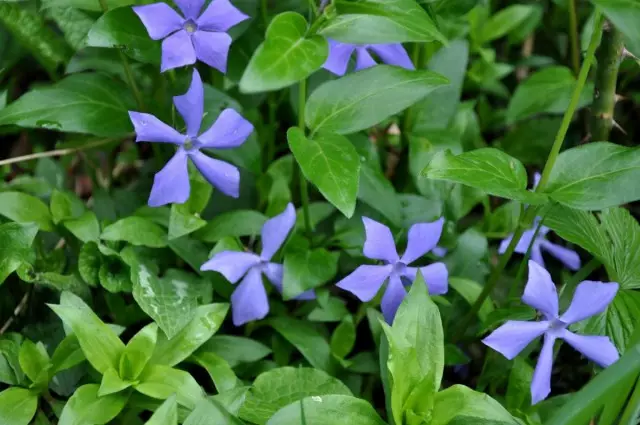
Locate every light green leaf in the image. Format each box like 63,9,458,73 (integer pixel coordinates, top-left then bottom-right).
58,383,129,425
18,340,50,387
283,237,339,299
0,192,53,231
168,203,206,241
145,394,177,425
50,190,85,224
287,128,360,217
545,142,640,210
239,367,352,425
190,351,240,393
98,368,133,396
0,387,39,425
0,73,134,137
120,323,158,381
267,395,386,425
269,317,336,373
64,211,100,242
306,66,449,135
0,223,38,286
197,336,271,368
505,357,533,411
101,216,168,248
135,365,204,409
184,398,244,425
50,334,85,375
431,385,519,425
239,12,327,93
480,5,539,42
48,291,125,374
422,148,548,204
591,0,640,48
320,0,446,44
599,208,640,290
0,334,25,386
194,209,267,242
151,303,229,367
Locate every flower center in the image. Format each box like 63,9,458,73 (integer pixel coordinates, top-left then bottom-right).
547,319,567,336
183,136,199,151
184,20,197,33
392,261,407,275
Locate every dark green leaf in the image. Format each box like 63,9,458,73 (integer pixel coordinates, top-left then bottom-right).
195,210,267,242
78,242,102,286
168,203,206,240
45,7,94,51
50,190,85,224
269,317,336,373
190,351,239,392
0,223,38,285
101,217,167,248
330,316,356,359
591,0,640,47
266,395,386,425
283,238,339,299
198,335,271,368
41,0,134,12
184,398,244,425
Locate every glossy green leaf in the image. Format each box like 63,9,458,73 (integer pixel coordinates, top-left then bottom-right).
120,323,158,381
98,368,133,396
145,394,178,425
50,189,85,224
0,73,134,137
50,334,85,375
431,385,518,425
18,340,49,386
86,6,160,64
64,211,101,242
320,0,446,44
480,5,538,42
330,316,356,359
287,128,360,217
197,336,271,368
151,303,229,367
136,365,204,409
168,204,206,240
306,66,449,135
0,387,39,425
283,238,339,299
190,351,240,392
58,383,129,425
422,148,547,204
545,142,640,210
101,217,167,248
0,192,53,231
194,210,267,242
267,395,386,425
239,367,352,424
48,291,125,374
78,242,102,286
184,398,244,425
269,317,336,373
45,7,94,51
239,12,328,93
0,223,38,286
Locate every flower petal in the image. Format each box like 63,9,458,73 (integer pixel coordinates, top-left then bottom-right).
148,150,190,207
174,0,204,19
189,151,240,198
231,267,269,326
260,203,296,261
336,264,392,302
540,241,581,271
559,281,619,324
200,251,260,283
531,334,556,404
174,69,203,137
400,217,444,264
322,40,355,76
561,330,619,367
266,263,315,301
482,320,549,360
133,3,184,40
381,274,407,324
530,245,545,268
523,261,559,320
405,263,448,295
129,112,184,145
161,29,197,72
192,30,232,73
196,0,249,32
362,217,399,263
500,228,538,255
355,47,377,71
368,44,414,69
198,109,254,149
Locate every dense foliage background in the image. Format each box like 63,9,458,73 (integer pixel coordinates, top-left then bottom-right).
1,0,640,424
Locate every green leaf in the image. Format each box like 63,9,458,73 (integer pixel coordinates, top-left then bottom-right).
499,117,560,167
135,365,204,409
269,317,336,373
599,208,640,290
184,398,244,425
45,7,94,51
86,6,160,64
101,217,168,248
287,128,360,217
239,367,352,425
50,334,85,375
190,351,240,392
320,0,446,44
330,315,356,359
448,277,494,322
480,5,538,42
0,387,39,425
197,336,271,368
58,383,129,425
120,323,158,381
98,368,133,396
268,395,386,425
194,210,267,242
357,158,403,227
0,73,134,137
0,192,53,231
544,142,640,210
283,237,339,299
239,12,328,93
433,386,519,425
131,264,208,339
591,0,640,48
18,340,50,387
41,0,134,12
168,204,206,240
64,211,101,242
581,289,640,352
0,334,24,386
505,357,533,411
306,66,449,135
145,394,178,425
48,291,125,374
151,303,229,367
0,223,38,285
422,148,547,204
98,255,131,293
78,242,102,286
50,190,85,224
0,3,69,77
506,66,593,123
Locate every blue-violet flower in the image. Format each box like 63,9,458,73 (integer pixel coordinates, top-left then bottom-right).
323,40,414,76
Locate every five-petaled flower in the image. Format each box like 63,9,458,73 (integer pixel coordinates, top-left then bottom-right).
200,203,314,326
133,0,248,72
483,261,619,404
128,69,253,207
336,217,448,323
323,40,414,76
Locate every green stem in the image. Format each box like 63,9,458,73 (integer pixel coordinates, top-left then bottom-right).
591,23,624,141
298,79,313,238
307,0,318,17
0,138,117,167
619,374,640,425
261,0,269,27
567,0,581,75
265,94,277,170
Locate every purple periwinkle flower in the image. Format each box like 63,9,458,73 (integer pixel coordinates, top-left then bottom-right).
336,217,448,323
483,261,619,404
129,69,253,207
133,0,249,72
322,40,414,76
200,203,315,326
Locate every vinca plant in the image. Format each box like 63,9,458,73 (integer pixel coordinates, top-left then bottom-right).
2,0,640,424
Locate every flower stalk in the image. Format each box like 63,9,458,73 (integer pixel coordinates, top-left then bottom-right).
298,78,313,238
